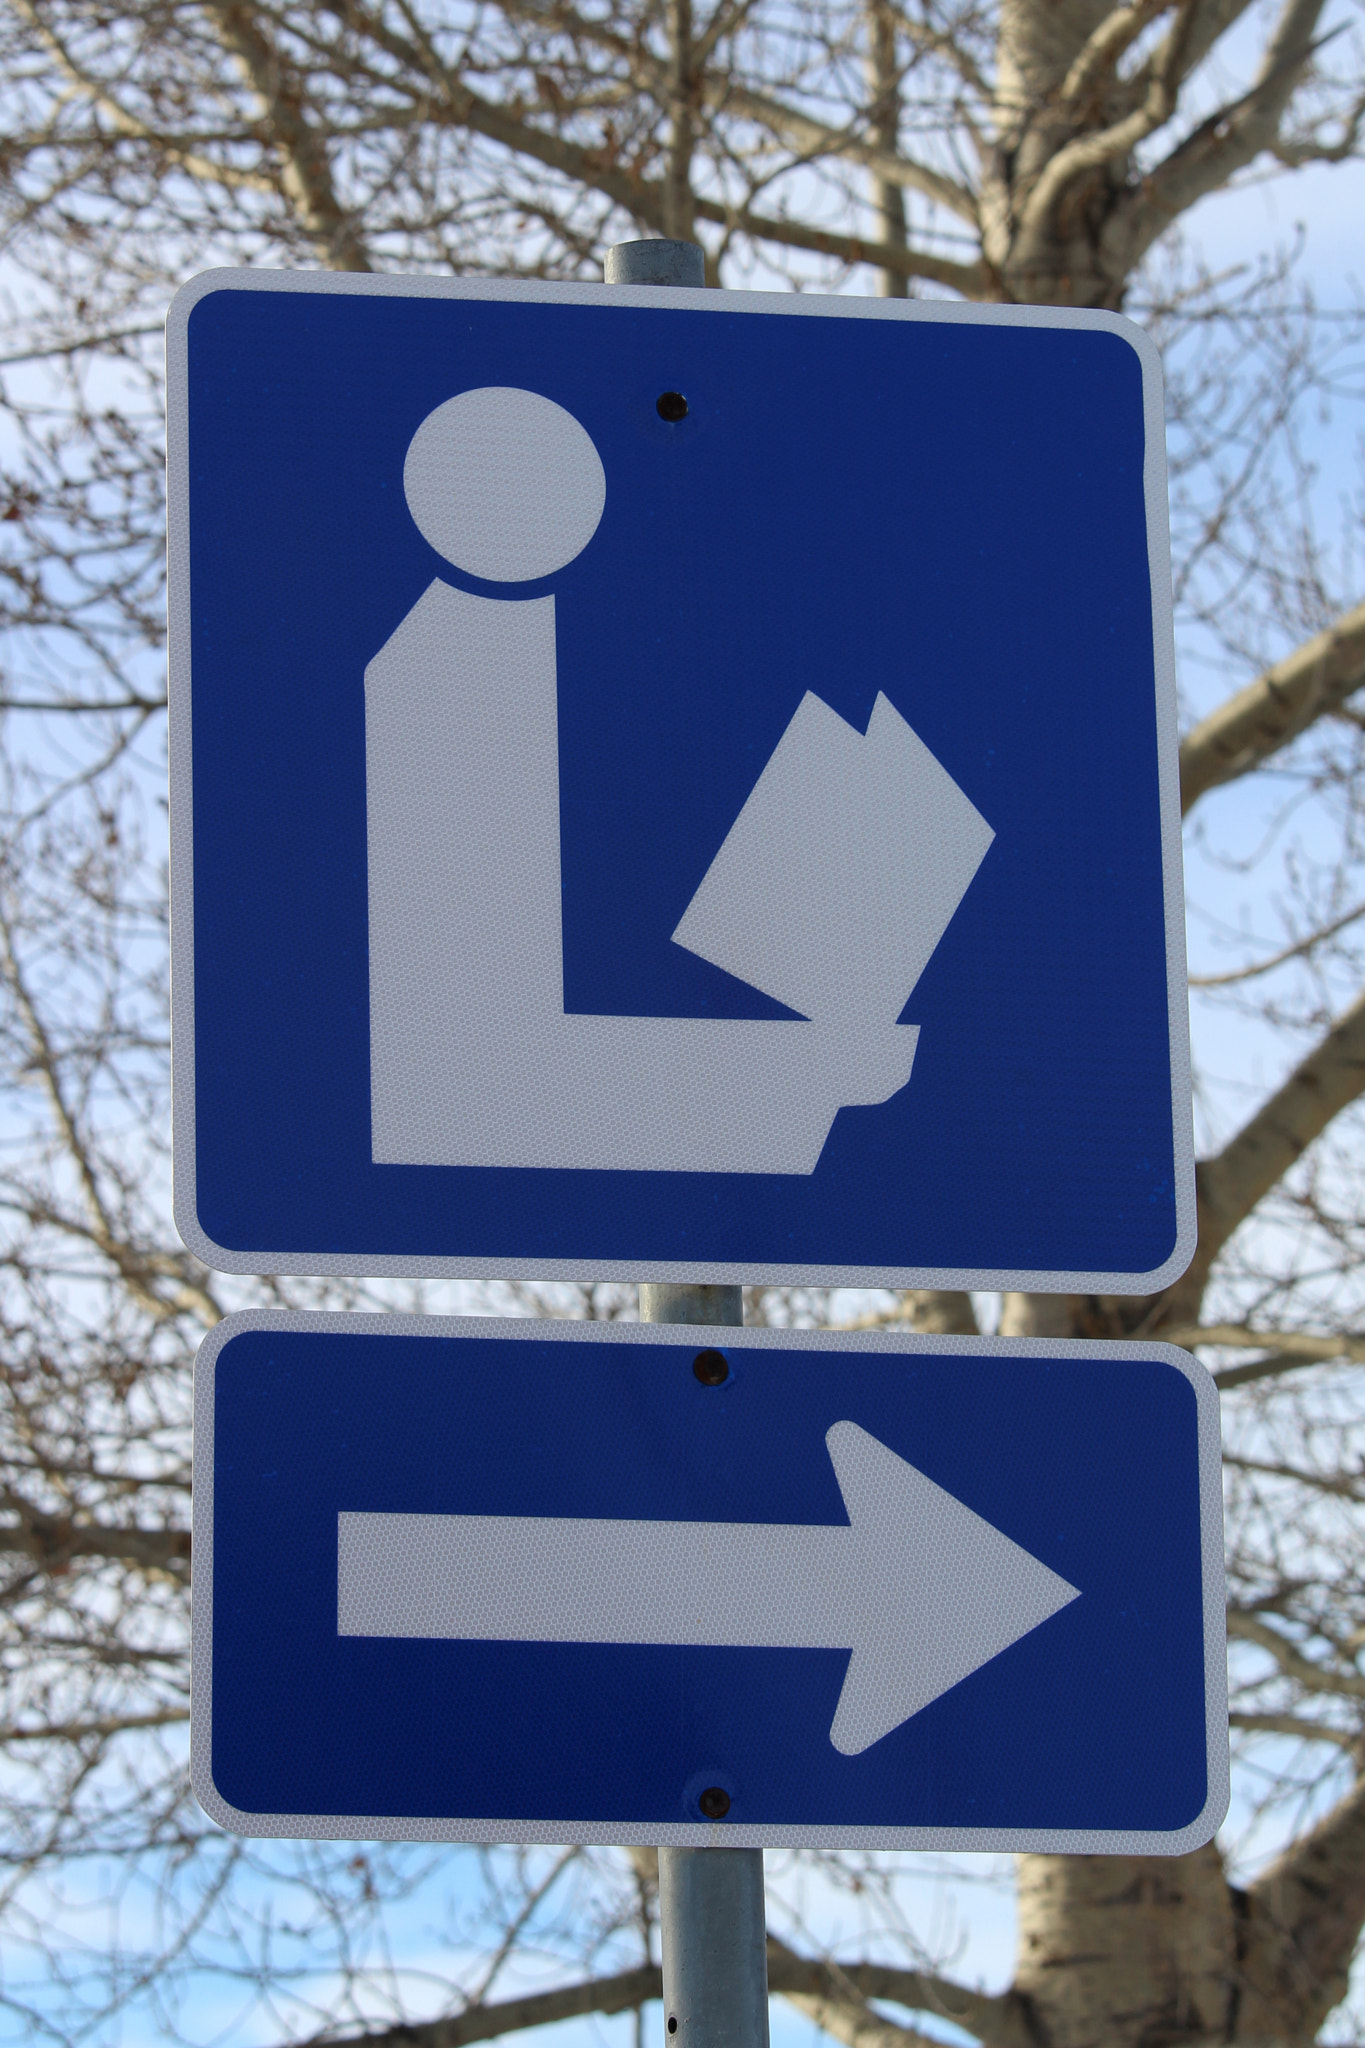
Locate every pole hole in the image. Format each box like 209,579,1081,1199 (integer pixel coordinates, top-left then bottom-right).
656,391,688,422
698,1785,731,1820
693,1349,728,1386
667,2020,678,2036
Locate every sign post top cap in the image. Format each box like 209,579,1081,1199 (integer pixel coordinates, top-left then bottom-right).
604,238,705,288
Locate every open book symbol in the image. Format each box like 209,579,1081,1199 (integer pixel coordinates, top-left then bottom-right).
365,387,994,1176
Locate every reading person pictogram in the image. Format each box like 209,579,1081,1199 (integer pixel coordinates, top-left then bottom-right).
365,386,995,1175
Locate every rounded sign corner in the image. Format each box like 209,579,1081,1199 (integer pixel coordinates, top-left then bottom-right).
1087,306,1165,386
1146,1337,1218,1395
189,1750,249,1837
1124,1194,1198,1297
1157,1769,1230,1859
173,1195,264,1280
167,266,257,341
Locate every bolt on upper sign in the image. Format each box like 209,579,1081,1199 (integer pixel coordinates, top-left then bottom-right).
168,271,1193,1289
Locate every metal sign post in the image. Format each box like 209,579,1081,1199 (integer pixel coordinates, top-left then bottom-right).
605,232,769,2048
643,1264,767,2048
639,1290,765,2048
658,1841,769,2048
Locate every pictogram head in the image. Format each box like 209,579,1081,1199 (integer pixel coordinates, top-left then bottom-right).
403,386,606,582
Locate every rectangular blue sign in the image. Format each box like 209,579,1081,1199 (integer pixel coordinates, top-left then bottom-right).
169,271,1193,1291
192,1315,1227,1850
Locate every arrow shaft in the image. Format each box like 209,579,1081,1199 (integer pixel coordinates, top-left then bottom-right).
338,1510,855,1649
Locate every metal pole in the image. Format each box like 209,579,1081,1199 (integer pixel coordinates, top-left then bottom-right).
602,232,768,2048
604,238,706,288
643,1264,765,2048
640,1280,766,2045
657,1845,770,2048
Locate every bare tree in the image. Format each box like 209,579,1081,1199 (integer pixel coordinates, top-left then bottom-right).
2,2,1365,2047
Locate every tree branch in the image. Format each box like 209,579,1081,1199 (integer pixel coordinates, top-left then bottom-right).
1130,0,1261,100
1164,1321,1365,1380
1230,1710,1359,1749
487,0,981,220
1214,1350,1349,1388
2,25,277,197
1225,1452,1365,1501
312,1965,662,2048
0,323,163,368
0,1709,189,1745
332,0,673,233
767,1937,1030,2048
1227,1611,1365,1699
691,196,988,292
1119,0,1332,263
201,2,374,268
1017,0,1197,239
1203,989,1365,1241
1188,897,1365,986
1152,987,1365,1326
1179,606,1365,813
1271,81,1365,165
0,910,223,1328
302,1940,1026,2048
1057,0,1175,111
773,1984,953,2048
864,0,910,298
702,83,980,221
0,1517,190,1574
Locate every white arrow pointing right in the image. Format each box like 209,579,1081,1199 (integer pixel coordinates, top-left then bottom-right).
338,1422,1080,1756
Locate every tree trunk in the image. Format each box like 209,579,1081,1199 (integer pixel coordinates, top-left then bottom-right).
863,0,909,298
1015,1846,1236,2048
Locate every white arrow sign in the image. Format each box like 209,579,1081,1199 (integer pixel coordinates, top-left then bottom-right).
338,1421,1079,1755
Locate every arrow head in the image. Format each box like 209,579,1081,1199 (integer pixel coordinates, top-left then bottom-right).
824,1421,1080,1756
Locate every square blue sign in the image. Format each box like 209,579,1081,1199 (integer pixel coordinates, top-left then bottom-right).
169,272,1192,1287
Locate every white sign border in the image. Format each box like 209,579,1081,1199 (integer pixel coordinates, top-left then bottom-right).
192,1312,1228,1853
168,267,1194,1293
